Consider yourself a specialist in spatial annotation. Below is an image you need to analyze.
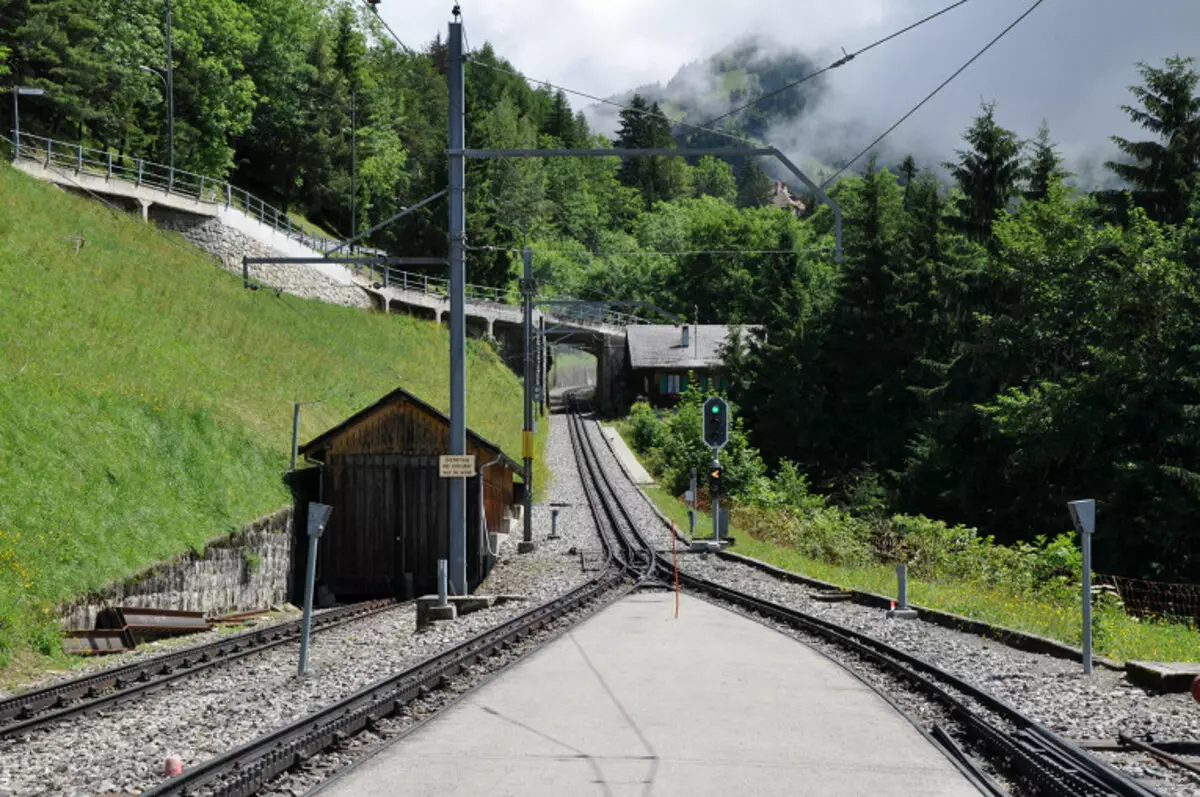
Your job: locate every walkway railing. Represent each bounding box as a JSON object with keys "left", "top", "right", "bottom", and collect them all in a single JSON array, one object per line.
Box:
[
  {"left": 12, "top": 133, "right": 344, "bottom": 254},
  {"left": 362, "top": 263, "right": 648, "bottom": 328}
]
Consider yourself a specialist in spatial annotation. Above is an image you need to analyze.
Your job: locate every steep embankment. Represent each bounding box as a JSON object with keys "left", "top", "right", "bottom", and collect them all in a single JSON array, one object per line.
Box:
[{"left": 0, "top": 165, "right": 535, "bottom": 674}]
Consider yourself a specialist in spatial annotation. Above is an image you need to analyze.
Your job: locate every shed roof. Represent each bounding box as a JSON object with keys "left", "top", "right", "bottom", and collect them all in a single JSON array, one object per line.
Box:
[
  {"left": 299, "top": 385, "right": 522, "bottom": 471},
  {"left": 625, "top": 324, "right": 757, "bottom": 370}
]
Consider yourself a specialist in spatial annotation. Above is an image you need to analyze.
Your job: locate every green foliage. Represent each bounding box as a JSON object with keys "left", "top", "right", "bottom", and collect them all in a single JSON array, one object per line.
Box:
[
  {"left": 613, "top": 94, "right": 689, "bottom": 208},
  {"left": 1024, "top": 121, "right": 1072, "bottom": 202},
  {"left": 736, "top": 157, "right": 773, "bottom": 208},
  {"left": 1, "top": 2, "right": 1197, "bottom": 587},
  {"left": 1105, "top": 56, "right": 1200, "bottom": 226},
  {"left": 242, "top": 549, "right": 262, "bottom": 575},
  {"left": 692, "top": 155, "right": 737, "bottom": 203},
  {"left": 944, "top": 102, "right": 1024, "bottom": 242},
  {"left": 0, "top": 165, "right": 544, "bottom": 673}
]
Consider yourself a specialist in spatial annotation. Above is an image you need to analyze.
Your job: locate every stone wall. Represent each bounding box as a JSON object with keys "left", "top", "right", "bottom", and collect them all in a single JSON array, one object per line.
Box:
[
  {"left": 150, "top": 209, "right": 372, "bottom": 309},
  {"left": 58, "top": 508, "right": 294, "bottom": 631}
]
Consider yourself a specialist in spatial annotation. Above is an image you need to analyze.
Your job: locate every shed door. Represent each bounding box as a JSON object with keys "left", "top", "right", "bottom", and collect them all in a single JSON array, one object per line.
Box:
[{"left": 322, "top": 454, "right": 397, "bottom": 599}]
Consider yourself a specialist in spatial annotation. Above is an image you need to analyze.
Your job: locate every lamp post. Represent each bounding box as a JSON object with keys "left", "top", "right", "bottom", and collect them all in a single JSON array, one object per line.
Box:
[
  {"left": 138, "top": 65, "right": 173, "bottom": 175},
  {"left": 11, "top": 86, "right": 46, "bottom": 159}
]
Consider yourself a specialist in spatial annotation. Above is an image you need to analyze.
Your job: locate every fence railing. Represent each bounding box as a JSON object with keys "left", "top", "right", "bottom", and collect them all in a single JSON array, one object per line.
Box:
[
  {"left": 352, "top": 262, "right": 647, "bottom": 328},
  {"left": 12, "top": 133, "right": 345, "bottom": 254},
  {"left": 1096, "top": 573, "right": 1200, "bottom": 626}
]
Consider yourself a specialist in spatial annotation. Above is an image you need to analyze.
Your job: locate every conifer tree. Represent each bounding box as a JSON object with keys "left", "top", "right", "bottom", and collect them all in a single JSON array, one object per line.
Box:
[
  {"left": 1106, "top": 56, "right": 1200, "bottom": 226},
  {"left": 1024, "top": 121, "right": 1071, "bottom": 202},
  {"left": 944, "top": 103, "right": 1023, "bottom": 243},
  {"left": 613, "top": 95, "right": 680, "bottom": 207},
  {"left": 735, "top": 158, "right": 773, "bottom": 208}
]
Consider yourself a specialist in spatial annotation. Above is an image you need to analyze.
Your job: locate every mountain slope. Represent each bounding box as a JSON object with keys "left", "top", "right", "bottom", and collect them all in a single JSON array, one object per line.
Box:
[
  {"left": 0, "top": 165, "right": 535, "bottom": 674},
  {"left": 592, "top": 36, "right": 828, "bottom": 144}
]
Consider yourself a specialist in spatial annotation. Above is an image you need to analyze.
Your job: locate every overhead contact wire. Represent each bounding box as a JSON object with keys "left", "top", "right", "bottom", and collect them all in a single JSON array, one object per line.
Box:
[{"left": 821, "top": 0, "right": 1051, "bottom": 187}]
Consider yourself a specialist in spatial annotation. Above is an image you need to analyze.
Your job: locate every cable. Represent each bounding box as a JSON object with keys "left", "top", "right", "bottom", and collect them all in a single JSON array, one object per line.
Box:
[
  {"left": 468, "top": 244, "right": 836, "bottom": 257},
  {"left": 464, "top": 57, "right": 763, "bottom": 149},
  {"left": 359, "top": 0, "right": 415, "bottom": 54},
  {"left": 699, "top": 0, "right": 972, "bottom": 129},
  {"left": 821, "top": 0, "right": 1050, "bottom": 187}
]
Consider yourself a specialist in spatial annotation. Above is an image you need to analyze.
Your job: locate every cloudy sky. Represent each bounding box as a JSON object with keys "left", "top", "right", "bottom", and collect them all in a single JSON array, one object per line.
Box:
[{"left": 388, "top": 1, "right": 1200, "bottom": 177}]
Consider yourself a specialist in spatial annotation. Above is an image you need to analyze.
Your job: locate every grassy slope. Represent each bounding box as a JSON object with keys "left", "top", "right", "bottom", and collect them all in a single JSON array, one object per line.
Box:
[
  {"left": 612, "top": 429, "right": 1200, "bottom": 663},
  {"left": 0, "top": 165, "right": 544, "bottom": 675}
]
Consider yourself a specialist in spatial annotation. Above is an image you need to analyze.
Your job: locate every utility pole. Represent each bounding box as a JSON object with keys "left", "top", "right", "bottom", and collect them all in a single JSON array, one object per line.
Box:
[
  {"left": 350, "top": 89, "right": 357, "bottom": 254},
  {"left": 519, "top": 246, "right": 536, "bottom": 554},
  {"left": 539, "top": 315, "right": 547, "bottom": 416},
  {"left": 165, "top": 0, "right": 175, "bottom": 189},
  {"left": 447, "top": 12, "right": 468, "bottom": 593}
]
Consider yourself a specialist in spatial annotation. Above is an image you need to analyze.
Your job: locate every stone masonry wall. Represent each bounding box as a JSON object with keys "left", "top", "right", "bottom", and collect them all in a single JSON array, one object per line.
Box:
[
  {"left": 58, "top": 508, "right": 294, "bottom": 631},
  {"left": 151, "top": 209, "right": 372, "bottom": 309}
]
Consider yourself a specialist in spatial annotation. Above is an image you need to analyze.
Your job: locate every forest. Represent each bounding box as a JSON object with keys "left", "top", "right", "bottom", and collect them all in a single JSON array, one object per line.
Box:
[{"left": 2, "top": 1, "right": 1198, "bottom": 581}]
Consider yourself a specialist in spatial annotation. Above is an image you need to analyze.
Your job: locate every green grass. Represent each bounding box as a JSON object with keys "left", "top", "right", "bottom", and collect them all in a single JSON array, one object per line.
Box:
[
  {"left": 0, "top": 164, "right": 546, "bottom": 677},
  {"left": 286, "top": 210, "right": 339, "bottom": 241},
  {"left": 626, "top": 441, "right": 1200, "bottom": 663}
]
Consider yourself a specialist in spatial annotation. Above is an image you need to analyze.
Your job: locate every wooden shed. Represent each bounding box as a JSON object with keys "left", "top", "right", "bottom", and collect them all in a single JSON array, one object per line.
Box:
[{"left": 291, "top": 386, "right": 522, "bottom": 603}]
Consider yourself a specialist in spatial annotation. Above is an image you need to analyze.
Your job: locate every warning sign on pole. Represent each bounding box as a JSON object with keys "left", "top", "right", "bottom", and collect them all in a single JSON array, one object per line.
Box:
[{"left": 439, "top": 455, "right": 476, "bottom": 478}]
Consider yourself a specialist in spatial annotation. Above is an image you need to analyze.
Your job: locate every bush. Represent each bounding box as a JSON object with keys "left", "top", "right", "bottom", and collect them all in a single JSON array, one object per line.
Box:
[
  {"left": 621, "top": 388, "right": 1083, "bottom": 596},
  {"left": 734, "top": 505, "right": 874, "bottom": 568},
  {"left": 627, "top": 401, "right": 667, "bottom": 454}
]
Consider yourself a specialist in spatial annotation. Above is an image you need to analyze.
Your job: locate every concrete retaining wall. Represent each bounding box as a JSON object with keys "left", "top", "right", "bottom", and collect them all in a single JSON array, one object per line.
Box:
[
  {"left": 151, "top": 209, "right": 372, "bottom": 309},
  {"left": 58, "top": 508, "right": 295, "bottom": 631}
]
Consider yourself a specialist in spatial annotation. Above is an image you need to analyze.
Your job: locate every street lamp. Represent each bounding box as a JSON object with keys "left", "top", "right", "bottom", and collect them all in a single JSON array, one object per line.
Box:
[
  {"left": 139, "top": 64, "right": 174, "bottom": 178},
  {"left": 11, "top": 87, "right": 46, "bottom": 160}
]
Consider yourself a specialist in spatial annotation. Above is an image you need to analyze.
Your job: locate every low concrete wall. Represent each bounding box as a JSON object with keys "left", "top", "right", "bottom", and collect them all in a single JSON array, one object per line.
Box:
[
  {"left": 58, "top": 508, "right": 295, "bottom": 631},
  {"left": 151, "top": 209, "right": 371, "bottom": 309}
]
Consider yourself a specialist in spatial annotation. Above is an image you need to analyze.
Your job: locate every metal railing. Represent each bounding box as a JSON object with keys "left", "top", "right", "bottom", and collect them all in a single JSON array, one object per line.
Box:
[
  {"left": 356, "top": 263, "right": 648, "bottom": 328},
  {"left": 12, "top": 133, "right": 345, "bottom": 254}
]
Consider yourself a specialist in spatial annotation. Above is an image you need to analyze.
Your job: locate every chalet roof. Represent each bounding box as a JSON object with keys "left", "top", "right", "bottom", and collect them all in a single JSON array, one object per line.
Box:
[
  {"left": 625, "top": 324, "right": 757, "bottom": 370},
  {"left": 299, "top": 385, "right": 521, "bottom": 471}
]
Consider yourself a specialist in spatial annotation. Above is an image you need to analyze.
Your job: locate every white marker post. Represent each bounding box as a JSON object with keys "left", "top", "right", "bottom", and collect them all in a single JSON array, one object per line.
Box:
[
  {"left": 298, "top": 502, "right": 333, "bottom": 676},
  {"left": 1067, "top": 499, "right": 1096, "bottom": 675}
]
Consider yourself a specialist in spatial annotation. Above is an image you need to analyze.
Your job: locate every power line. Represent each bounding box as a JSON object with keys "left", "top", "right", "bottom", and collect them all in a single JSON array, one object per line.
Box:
[
  {"left": 821, "top": 0, "right": 1051, "bottom": 188},
  {"left": 359, "top": 0, "right": 415, "bottom": 54},
  {"left": 468, "top": 244, "right": 835, "bottom": 257},
  {"left": 464, "top": 56, "right": 763, "bottom": 149},
  {"left": 699, "top": 0, "right": 972, "bottom": 129}
]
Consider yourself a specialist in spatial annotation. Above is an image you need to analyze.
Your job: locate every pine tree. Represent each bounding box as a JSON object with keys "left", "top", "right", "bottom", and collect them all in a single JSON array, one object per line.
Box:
[
  {"left": 540, "top": 90, "right": 577, "bottom": 146},
  {"left": 1105, "top": 56, "right": 1200, "bottom": 226},
  {"left": 944, "top": 103, "right": 1023, "bottom": 243},
  {"left": 1024, "top": 121, "right": 1071, "bottom": 202},
  {"left": 613, "top": 95, "right": 680, "bottom": 207},
  {"left": 898, "top": 155, "right": 918, "bottom": 191},
  {"left": 735, "top": 158, "right": 773, "bottom": 208}
]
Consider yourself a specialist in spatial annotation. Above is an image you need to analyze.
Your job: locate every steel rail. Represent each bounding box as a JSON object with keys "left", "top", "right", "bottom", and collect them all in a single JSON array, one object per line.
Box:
[
  {"left": 1117, "top": 734, "right": 1200, "bottom": 781},
  {"left": 567, "top": 397, "right": 1161, "bottom": 797},
  {"left": 141, "top": 575, "right": 625, "bottom": 796},
  {"left": 129, "top": 397, "right": 627, "bottom": 797},
  {"left": 564, "top": 391, "right": 658, "bottom": 583},
  {"left": 0, "top": 599, "right": 395, "bottom": 739}
]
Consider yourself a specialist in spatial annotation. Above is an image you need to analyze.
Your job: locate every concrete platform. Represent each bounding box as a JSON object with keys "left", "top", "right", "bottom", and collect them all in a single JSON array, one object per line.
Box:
[
  {"left": 317, "top": 593, "right": 979, "bottom": 797},
  {"left": 602, "top": 427, "right": 655, "bottom": 485},
  {"left": 1126, "top": 660, "right": 1200, "bottom": 692}
]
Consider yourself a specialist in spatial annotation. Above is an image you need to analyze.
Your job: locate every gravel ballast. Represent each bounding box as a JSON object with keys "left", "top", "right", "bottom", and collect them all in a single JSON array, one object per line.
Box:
[
  {"left": 585, "top": 416, "right": 1200, "bottom": 797},
  {"left": 0, "top": 412, "right": 599, "bottom": 797}
]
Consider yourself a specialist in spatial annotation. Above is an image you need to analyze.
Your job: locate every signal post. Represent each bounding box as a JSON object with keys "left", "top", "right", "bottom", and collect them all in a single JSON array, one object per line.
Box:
[{"left": 693, "top": 396, "right": 730, "bottom": 553}]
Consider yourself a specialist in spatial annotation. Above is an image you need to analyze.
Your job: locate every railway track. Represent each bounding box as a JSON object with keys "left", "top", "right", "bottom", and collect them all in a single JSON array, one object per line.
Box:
[
  {"left": 564, "top": 391, "right": 1168, "bottom": 797},
  {"left": 0, "top": 599, "right": 395, "bottom": 740},
  {"left": 110, "top": 391, "right": 1169, "bottom": 797}
]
